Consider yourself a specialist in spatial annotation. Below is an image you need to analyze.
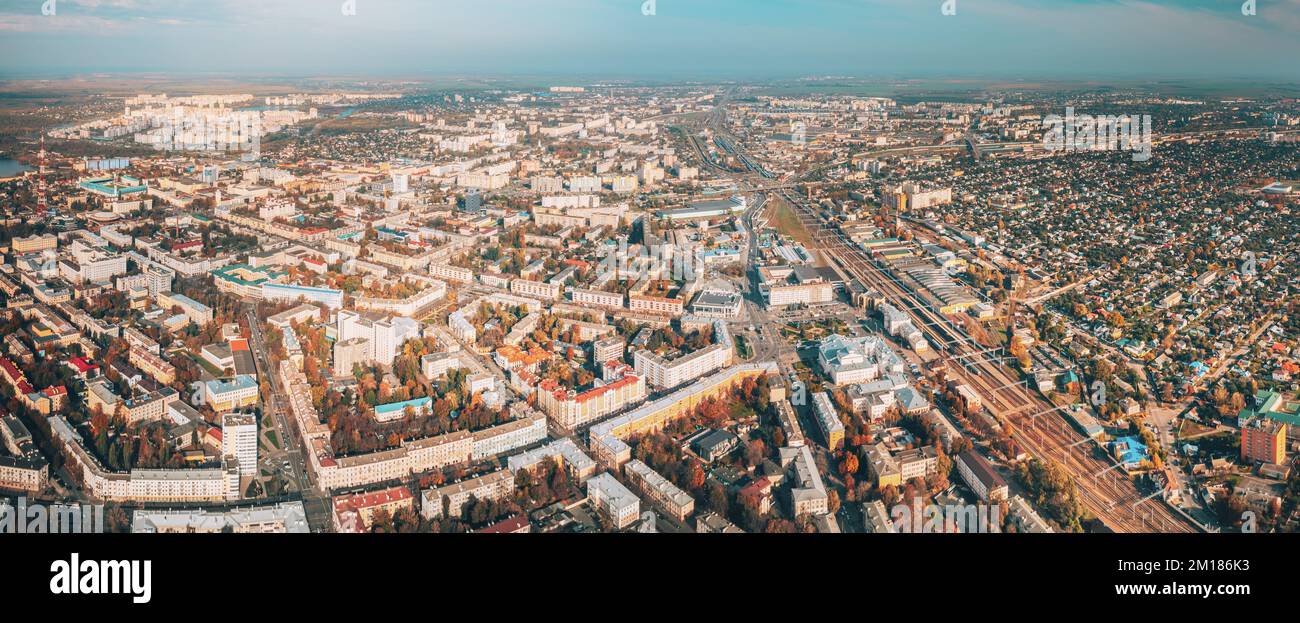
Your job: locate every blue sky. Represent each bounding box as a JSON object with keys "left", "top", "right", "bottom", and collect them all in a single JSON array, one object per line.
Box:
[{"left": 0, "top": 0, "right": 1297, "bottom": 79}]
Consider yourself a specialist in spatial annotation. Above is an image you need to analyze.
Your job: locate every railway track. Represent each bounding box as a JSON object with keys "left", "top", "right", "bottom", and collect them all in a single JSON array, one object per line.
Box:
[{"left": 780, "top": 189, "right": 1199, "bottom": 533}]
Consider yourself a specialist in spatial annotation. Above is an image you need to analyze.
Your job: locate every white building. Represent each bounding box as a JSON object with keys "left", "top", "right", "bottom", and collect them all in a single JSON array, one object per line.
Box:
[
  {"left": 222, "top": 413, "right": 257, "bottom": 478},
  {"left": 336, "top": 310, "right": 421, "bottom": 368},
  {"left": 817, "top": 334, "right": 905, "bottom": 386},
  {"left": 811, "top": 392, "right": 846, "bottom": 450},
  {"left": 632, "top": 321, "right": 734, "bottom": 390},
  {"left": 587, "top": 472, "right": 641, "bottom": 529}
]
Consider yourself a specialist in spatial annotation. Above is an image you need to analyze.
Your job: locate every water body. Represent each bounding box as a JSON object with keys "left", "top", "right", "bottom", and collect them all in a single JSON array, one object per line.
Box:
[{"left": 0, "top": 159, "right": 33, "bottom": 177}]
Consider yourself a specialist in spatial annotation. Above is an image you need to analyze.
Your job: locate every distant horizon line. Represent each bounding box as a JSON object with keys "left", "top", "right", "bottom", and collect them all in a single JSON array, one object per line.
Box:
[{"left": 3, "top": 69, "right": 1298, "bottom": 86}]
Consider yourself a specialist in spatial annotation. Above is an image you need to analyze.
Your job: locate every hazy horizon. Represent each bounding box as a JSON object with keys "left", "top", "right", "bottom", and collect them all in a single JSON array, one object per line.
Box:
[{"left": 1, "top": 0, "right": 1299, "bottom": 81}]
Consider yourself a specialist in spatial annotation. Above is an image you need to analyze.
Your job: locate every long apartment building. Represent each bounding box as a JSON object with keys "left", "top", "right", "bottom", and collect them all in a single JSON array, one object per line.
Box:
[
  {"left": 586, "top": 472, "right": 640, "bottom": 530},
  {"left": 623, "top": 458, "right": 694, "bottom": 522},
  {"left": 352, "top": 279, "right": 447, "bottom": 317},
  {"left": 632, "top": 320, "right": 733, "bottom": 390},
  {"left": 420, "top": 469, "right": 514, "bottom": 519},
  {"left": 572, "top": 287, "right": 626, "bottom": 310},
  {"left": 280, "top": 361, "right": 543, "bottom": 492},
  {"left": 536, "top": 366, "right": 646, "bottom": 431},
  {"left": 510, "top": 278, "right": 563, "bottom": 300},
  {"left": 430, "top": 263, "right": 476, "bottom": 284},
  {"left": 588, "top": 362, "right": 778, "bottom": 469},
  {"left": 128, "top": 345, "right": 176, "bottom": 385},
  {"left": 49, "top": 414, "right": 239, "bottom": 503},
  {"left": 506, "top": 438, "right": 598, "bottom": 482}
]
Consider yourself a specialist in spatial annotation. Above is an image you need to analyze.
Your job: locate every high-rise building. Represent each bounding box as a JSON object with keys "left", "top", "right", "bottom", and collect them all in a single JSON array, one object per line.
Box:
[
  {"left": 1241, "top": 419, "right": 1286, "bottom": 465},
  {"left": 333, "top": 337, "right": 371, "bottom": 377},
  {"left": 592, "top": 336, "right": 625, "bottom": 366},
  {"left": 463, "top": 189, "right": 482, "bottom": 212},
  {"left": 222, "top": 413, "right": 258, "bottom": 479},
  {"left": 336, "top": 310, "right": 420, "bottom": 368}
]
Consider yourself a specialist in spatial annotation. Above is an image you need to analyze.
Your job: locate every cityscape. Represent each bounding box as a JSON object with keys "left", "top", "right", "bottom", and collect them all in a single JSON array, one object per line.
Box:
[{"left": 0, "top": 0, "right": 1297, "bottom": 540}]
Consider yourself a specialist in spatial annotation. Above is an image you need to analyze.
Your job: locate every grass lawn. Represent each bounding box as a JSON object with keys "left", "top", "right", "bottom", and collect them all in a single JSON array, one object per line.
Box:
[
  {"left": 265, "top": 430, "right": 279, "bottom": 450},
  {"left": 735, "top": 335, "right": 753, "bottom": 360},
  {"left": 767, "top": 198, "right": 823, "bottom": 265},
  {"left": 1176, "top": 419, "right": 1216, "bottom": 440},
  {"left": 188, "top": 352, "right": 224, "bottom": 377}
]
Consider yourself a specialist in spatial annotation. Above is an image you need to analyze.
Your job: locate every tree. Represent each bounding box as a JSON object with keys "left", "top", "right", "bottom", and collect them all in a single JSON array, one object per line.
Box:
[{"left": 708, "top": 483, "right": 729, "bottom": 516}]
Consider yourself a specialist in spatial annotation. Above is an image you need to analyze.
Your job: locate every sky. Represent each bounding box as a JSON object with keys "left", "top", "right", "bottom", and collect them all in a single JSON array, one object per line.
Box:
[{"left": 0, "top": 0, "right": 1298, "bottom": 80}]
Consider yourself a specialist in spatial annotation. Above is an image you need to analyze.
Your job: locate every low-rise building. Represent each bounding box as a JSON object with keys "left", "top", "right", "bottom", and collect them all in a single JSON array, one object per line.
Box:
[
  {"left": 955, "top": 449, "right": 1008, "bottom": 502},
  {"left": 420, "top": 469, "right": 514, "bottom": 520},
  {"left": 586, "top": 472, "right": 640, "bottom": 529},
  {"left": 623, "top": 459, "right": 694, "bottom": 522}
]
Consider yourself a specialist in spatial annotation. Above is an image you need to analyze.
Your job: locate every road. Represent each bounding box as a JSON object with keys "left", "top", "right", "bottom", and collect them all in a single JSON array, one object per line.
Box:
[
  {"left": 244, "top": 306, "right": 332, "bottom": 531},
  {"left": 780, "top": 192, "right": 1199, "bottom": 533}
]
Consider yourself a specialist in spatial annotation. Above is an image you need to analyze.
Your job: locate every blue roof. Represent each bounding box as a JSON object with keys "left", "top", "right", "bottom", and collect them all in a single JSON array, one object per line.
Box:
[
  {"left": 374, "top": 396, "right": 431, "bottom": 416},
  {"left": 206, "top": 375, "right": 257, "bottom": 395},
  {"left": 1109, "top": 436, "right": 1149, "bottom": 467}
]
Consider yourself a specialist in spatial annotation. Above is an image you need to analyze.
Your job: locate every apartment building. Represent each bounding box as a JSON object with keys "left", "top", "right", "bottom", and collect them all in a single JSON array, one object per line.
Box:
[
  {"left": 868, "top": 443, "right": 940, "bottom": 488},
  {"left": 783, "top": 445, "right": 829, "bottom": 517},
  {"left": 222, "top": 413, "right": 258, "bottom": 477},
  {"left": 536, "top": 372, "right": 646, "bottom": 430},
  {"left": 129, "top": 345, "right": 176, "bottom": 385},
  {"left": 420, "top": 469, "right": 514, "bottom": 519},
  {"left": 331, "top": 486, "right": 416, "bottom": 533},
  {"left": 1241, "top": 419, "right": 1287, "bottom": 466},
  {"left": 623, "top": 459, "right": 694, "bottom": 522},
  {"left": 811, "top": 391, "right": 846, "bottom": 450},
  {"left": 203, "top": 376, "right": 259, "bottom": 412},
  {"left": 632, "top": 320, "right": 734, "bottom": 390},
  {"left": 588, "top": 363, "right": 778, "bottom": 469},
  {"left": 955, "top": 450, "right": 1009, "bottom": 502},
  {"left": 157, "top": 291, "right": 214, "bottom": 325},
  {"left": 572, "top": 287, "right": 626, "bottom": 310},
  {"left": 430, "top": 263, "right": 476, "bottom": 284},
  {"left": 592, "top": 336, "right": 625, "bottom": 366},
  {"left": 85, "top": 379, "right": 177, "bottom": 425},
  {"left": 11, "top": 233, "right": 57, "bottom": 254},
  {"left": 333, "top": 337, "right": 371, "bottom": 377},
  {"left": 132, "top": 502, "right": 309, "bottom": 533},
  {"left": 628, "top": 294, "right": 684, "bottom": 316},
  {"left": 586, "top": 472, "right": 641, "bottom": 529},
  {"left": 507, "top": 438, "right": 598, "bottom": 482},
  {"left": 336, "top": 309, "right": 421, "bottom": 368},
  {"left": 0, "top": 454, "right": 48, "bottom": 492},
  {"left": 470, "top": 408, "right": 547, "bottom": 458},
  {"left": 510, "top": 278, "right": 563, "bottom": 300}
]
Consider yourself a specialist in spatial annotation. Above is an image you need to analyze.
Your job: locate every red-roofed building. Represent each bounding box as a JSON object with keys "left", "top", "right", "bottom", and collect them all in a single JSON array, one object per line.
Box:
[
  {"left": 740, "top": 477, "right": 773, "bottom": 515},
  {"left": 302, "top": 257, "right": 327, "bottom": 274},
  {"left": 536, "top": 370, "right": 646, "bottom": 430},
  {"left": 331, "top": 486, "right": 415, "bottom": 533},
  {"left": 43, "top": 385, "right": 68, "bottom": 411},
  {"left": 477, "top": 514, "right": 531, "bottom": 534},
  {"left": 0, "top": 356, "right": 24, "bottom": 387},
  {"left": 66, "top": 356, "right": 101, "bottom": 379}
]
